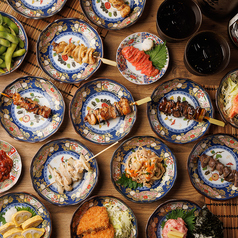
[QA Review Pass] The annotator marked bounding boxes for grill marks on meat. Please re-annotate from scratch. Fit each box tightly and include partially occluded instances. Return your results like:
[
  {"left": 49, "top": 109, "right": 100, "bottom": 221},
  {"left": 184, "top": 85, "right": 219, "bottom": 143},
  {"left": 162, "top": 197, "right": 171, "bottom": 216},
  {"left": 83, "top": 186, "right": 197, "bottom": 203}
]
[
  {"left": 122, "top": 46, "right": 159, "bottom": 77},
  {"left": 84, "top": 97, "right": 132, "bottom": 125},
  {"left": 109, "top": 0, "right": 131, "bottom": 18},
  {"left": 159, "top": 97, "right": 206, "bottom": 122},
  {"left": 199, "top": 154, "right": 238, "bottom": 187},
  {"left": 12, "top": 93, "right": 51, "bottom": 118}
]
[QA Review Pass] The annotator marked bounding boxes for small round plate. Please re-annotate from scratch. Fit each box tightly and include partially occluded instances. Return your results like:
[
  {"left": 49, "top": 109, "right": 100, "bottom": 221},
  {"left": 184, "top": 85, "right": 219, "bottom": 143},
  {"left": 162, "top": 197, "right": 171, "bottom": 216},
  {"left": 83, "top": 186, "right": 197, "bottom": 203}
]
[
  {"left": 216, "top": 68, "right": 238, "bottom": 129},
  {"left": 80, "top": 0, "right": 146, "bottom": 30},
  {"left": 147, "top": 78, "right": 213, "bottom": 144},
  {"left": 30, "top": 138, "right": 99, "bottom": 206},
  {"left": 0, "top": 76, "right": 65, "bottom": 143},
  {"left": 0, "top": 192, "right": 52, "bottom": 238},
  {"left": 0, "top": 141, "right": 22, "bottom": 193},
  {"left": 6, "top": 0, "right": 67, "bottom": 19},
  {"left": 69, "top": 78, "right": 137, "bottom": 145},
  {"left": 187, "top": 134, "right": 238, "bottom": 201},
  {"left": 0, "top": 11, "right": 28, "bottom": 76},
  {"left": 37, "top": 18, "right": 103, "bottom": 84},
  {"left": 146, "top": 200, "right": 201, "bottom": 238},
  {"left": 116, "top": 32, "right": 169, "bottom": 85},
  {"left": 111, "top": 136, "right": 177, "bottom": 203},
  {"left": 70, "top": 195, "right": 138, "bottom": 238}
]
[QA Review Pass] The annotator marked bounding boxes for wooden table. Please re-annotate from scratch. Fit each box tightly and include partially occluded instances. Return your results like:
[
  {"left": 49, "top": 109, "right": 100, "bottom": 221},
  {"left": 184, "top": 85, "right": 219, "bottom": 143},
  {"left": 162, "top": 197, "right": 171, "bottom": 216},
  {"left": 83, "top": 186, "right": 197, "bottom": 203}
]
[{"left": 1, "top": 1, "right": 238, "bottom": 237}]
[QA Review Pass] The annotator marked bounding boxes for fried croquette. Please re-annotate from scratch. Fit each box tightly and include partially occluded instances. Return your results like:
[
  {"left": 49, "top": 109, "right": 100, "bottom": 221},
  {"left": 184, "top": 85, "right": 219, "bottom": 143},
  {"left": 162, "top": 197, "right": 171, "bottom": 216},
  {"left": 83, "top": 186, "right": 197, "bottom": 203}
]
[
  {"left": 83, "top": 223, "right": 115, "bottom": 238},
  {"left": 77, "top": 206, "right": 110, "bottom": 235}
]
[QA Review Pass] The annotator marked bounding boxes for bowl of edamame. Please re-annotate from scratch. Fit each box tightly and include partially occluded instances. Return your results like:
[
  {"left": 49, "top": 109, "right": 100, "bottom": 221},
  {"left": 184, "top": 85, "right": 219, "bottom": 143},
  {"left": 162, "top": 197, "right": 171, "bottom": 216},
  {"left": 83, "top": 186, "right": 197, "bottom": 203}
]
[{"left": 0, "top": 11, "right": 28, "bottom": 76}]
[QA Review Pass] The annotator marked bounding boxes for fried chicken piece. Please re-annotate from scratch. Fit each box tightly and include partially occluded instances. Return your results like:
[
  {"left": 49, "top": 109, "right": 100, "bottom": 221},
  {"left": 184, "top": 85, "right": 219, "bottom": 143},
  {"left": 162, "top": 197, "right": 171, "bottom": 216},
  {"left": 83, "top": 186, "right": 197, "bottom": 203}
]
[
  {"left": 76, "top": 206, "right": 109, "bottom": 236},
  {"left": 83, "top": 223, "right": 115, "bottom": 238}
]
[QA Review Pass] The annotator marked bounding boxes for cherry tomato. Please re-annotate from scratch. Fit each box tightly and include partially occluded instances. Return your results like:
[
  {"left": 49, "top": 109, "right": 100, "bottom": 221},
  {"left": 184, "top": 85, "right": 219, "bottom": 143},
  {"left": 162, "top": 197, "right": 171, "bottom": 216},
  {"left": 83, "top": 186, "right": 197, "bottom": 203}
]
[
  {"left": 105, "top": 2, "right": 111, "bottom": 9},
  {"left": 62, "top": 55, "right": 68, "bottom": 61}
]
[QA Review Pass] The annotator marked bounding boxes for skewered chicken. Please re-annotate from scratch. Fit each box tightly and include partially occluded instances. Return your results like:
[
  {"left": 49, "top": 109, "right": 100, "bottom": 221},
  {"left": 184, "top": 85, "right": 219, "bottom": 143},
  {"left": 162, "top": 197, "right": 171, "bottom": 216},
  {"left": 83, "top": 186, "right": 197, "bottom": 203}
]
[
  {"left": 48, "top": 155, "right": 91, "bottom": 194},
  {"left": 199, "top": 154, "right": 238, "bottom": 187},
  {"left": 159, "top": 96, "right": 207, "bottom": 122},
  {"left": 84, "top": 97, "right": 132, "bottom": 125},
  {"left": 12, "top": 93, "right": 51, "bottom": 118},
  {"left": 109, "top": 0, "right": 131, "bottom": 18}
]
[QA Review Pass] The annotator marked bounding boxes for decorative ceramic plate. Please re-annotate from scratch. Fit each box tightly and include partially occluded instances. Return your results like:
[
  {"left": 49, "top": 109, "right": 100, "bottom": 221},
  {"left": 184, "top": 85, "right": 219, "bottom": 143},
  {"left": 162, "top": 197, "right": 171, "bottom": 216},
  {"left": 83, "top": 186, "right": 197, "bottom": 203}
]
[
  {"left": 0, "top": 76, "right": 65, "bottom": 143},
  {"left": 0, "top": 11, "right": 28, "bottom": 76},
  {"left": 6, "top": 0, "right": 67, "bottom": 19},
  {"left": 216, "top": 68, "right": 238, "bottom": 129},
  {"left": 188, "top": 134, "right": 238, "bottom": 201},
  {"left": 70, "top": 78, "right": 137, "bottom": 145},
  {"left": 70, "top": 195, "right": 138, "bottom": 238},
  {"left": 116, "top": 32, "right": 169, "bottom": 85},
  {"left": 0, "top": 192, "right": 52, "bottom": 238},
  {"left": 37, "top": 18, "right": 103, "bottom": 84},
  {"left": 30, "top": 138, "right": 98, "bottom": 206},
  {"left": 0, "top": 141, "right": 22, "bottom": 193},
  {"left": 147, "top": 78, "right": 213, "bottom": 144},
  {"left": 146, "top": 200, "right": 201, "bottom": 238},
  {"left": 111, "top": 136, "right": 177, "bottom": 203},
  {"left": 80, "top": 0, "right": 146, "bottom": 30}
]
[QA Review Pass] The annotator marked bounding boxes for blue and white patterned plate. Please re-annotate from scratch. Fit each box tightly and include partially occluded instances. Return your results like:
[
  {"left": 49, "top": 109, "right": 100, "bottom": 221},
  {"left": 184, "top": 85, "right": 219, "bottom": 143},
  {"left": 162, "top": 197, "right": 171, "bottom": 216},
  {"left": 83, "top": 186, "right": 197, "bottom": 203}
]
[
  {"left": 69, "top": 78, "right": 137, "bottom": 145},
  {"left": 0, "top": 76, "right": 65, "bottom": 143},
  {"left": 80, "top": 0, "right": 146, "bottom": 30},
  {"left": 116, "top": 32, "right": 169, "bottom": 85},
  {"left": 111, "top": 136, "right": 177, "bottom": 203},
  {"left": 0, "top": 11, "right": 28, "bottom": 76},
  {"left": 146, "top": 200, "right": 201, "bottom": 238},
  {"left": 188, "top": 134, "right": 238, "bottom": 201},
  {"left": 37, "top": 18, "right": 103, "bottom": 84},
  {"left": 70, "top": 195, "right": 138, "bottom": 238},
  {"left": 147, "top": 78, "right": 213, "bottom": 144},
  {"left": 0, "top": 192, "right": 52, "bottom": 238},
  {"left": 6, "top": 0, "right": 67, "bottom": 19},
  {"left": 30, "top": 138, "right": 99, "bottom": 206}
]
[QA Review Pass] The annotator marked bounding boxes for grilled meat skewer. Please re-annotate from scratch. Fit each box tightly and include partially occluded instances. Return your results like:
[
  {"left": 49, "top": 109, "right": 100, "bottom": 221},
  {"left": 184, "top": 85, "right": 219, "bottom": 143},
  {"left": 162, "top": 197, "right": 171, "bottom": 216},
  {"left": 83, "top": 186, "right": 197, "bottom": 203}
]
[
  {"left": 159, "top": 96, "right": 206, "bottom": 122},
  {"left": 199, "top": 154, "right": 238, "bottom": 187},
  {"left": 84, "top": 97, "right": 132, "bottom": 125},
  {"left": 12, "top": 93, "right": 51, "bottom": 118}
]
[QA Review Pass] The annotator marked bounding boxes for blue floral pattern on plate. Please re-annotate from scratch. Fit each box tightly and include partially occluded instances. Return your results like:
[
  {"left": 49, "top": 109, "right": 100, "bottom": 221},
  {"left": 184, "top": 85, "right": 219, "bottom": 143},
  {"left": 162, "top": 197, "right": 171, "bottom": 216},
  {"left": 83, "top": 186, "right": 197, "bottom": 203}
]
[
  {"left": 116, "top": 32, "right": 169, "bottom": 85},
  {"left": 0, "top": 76, "right": 65, "bottom": 143},
  {"left": 70, "top": 195, "right": 138, "bottom": 238},
  {"left": 30, "top": 138, "right": 98, "bottom": 206},
  {"left": 69, "top": 78, "right": 137, "bottom": 145},
  {"left": 0, "top": 192, "right": 52, "bottom": 238},
  {"left": 147, "top": 78, "right": 213, "bottom": 144},
  {"left": 37, "top": 18, "right": 103, "bottom": 84},
  {"left": 188, "top": 134, "right": 238, "bottom": 201},
  {"left": 80, "top": 0, "right": 146, "bottom": 30},
  {"left": 146, "top": 200, "right": 201, "bottom": 238},
  {"left": 6, "top": 0, "right": 66, "bottom": 19},
  {"left": 111, "top": 136, "right": 177, "bottom": 203}
]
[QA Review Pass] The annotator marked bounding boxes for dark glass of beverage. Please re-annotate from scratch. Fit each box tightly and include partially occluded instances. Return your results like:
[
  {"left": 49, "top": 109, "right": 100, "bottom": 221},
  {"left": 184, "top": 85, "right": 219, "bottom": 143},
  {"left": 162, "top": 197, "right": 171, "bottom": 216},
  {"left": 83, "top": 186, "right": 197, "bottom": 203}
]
[
  {"left": 156, "top": 0, "right": 202, "bottom": 42},
  {"left": 184, "top": 31, "right": 230, "bottom": 76}
]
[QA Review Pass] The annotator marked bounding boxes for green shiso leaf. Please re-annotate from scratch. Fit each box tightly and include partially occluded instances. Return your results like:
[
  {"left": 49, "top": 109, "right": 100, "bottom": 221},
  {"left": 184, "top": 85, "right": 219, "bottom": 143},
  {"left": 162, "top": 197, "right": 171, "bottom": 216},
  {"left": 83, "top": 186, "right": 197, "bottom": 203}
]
[
  {"left": 145, "top": 42, "right": 168, "bottom": 70},
  {"left": 116, "top": 172, "right": 143, "bottom": 189},
  {"left": 16, "top": 207, "right": 37, "bottom": 216}
]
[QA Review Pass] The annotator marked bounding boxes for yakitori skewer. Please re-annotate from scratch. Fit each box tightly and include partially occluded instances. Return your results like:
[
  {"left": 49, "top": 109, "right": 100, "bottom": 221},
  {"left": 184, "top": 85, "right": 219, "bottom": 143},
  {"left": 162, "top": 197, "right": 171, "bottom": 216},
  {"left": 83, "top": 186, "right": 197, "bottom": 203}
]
[
  {"left": 159, "top": 96, "right": 225, "bottom": 127},
  {"left": 1, "top": 92, "right": 51, "bottom": 118}
]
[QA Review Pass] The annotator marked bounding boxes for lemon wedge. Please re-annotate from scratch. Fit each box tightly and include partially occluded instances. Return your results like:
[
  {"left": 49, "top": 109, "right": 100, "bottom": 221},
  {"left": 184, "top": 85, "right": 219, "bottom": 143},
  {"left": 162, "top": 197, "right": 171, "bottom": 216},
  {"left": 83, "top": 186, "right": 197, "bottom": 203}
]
[
  {"left": 0, "top": 222, "right": 16, "bottom": 235},
  {"left": 11, "top": 211, "right": 32, "bottom": 227},
  {"left": 3, "top": 227, "right": 23, "bottom": 238},
  {"left": 21, "top": 216, "right": 43, "bottom": 230},
  {"left": 21, "top": 228, "right": 45, "bottom": 238}
]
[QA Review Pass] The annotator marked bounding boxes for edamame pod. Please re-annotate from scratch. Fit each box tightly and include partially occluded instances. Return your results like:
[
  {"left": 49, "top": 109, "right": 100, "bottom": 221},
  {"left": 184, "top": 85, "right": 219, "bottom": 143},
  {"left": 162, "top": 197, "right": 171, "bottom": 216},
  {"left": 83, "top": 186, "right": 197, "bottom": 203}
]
[
  {"left": 0, "top": 38, "right": 10, "bottom": 47},
  {"left": 5, "top": 42, "right": 17, "bottom": 71},
  {"left": 0, "top": 31, "right": 19, "bottom": 43},
  {"left": 0, "top": 68, "right": 5, "bottom": 74},
  {"left": 18, "top": 38, "right": 24, "bottom": 48},
  {"left": 12, "top": 49, "right": 26, "bottom": 57},
  {"left": 0, "top": 58, "right": 3, "bottom": 64},
  {"left": 0, "top": 45, "right": 7, "bottom": 54},
  {"left": 0, "top": 14, "right": 3, "bottom": 25},
  {"left": 2, "top": 15, "right": 19, "bottom": 35},
  {"left": 0, "top": 61, "right": 6, "bottom": 68},
  {"left": 0, "top": 25, "right": 10, "bottom": 33}
]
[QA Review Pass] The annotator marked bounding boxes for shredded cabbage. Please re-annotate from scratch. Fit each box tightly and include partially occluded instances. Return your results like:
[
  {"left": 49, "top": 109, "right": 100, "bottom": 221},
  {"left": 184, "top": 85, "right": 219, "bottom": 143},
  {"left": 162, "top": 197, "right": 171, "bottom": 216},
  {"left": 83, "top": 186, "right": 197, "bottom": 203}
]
[
  {"left": 104, "top": 203, "right": 133, "bottom": 238},
  {"left": 221, "top": 75, "right": 238, "bottom": 114}
]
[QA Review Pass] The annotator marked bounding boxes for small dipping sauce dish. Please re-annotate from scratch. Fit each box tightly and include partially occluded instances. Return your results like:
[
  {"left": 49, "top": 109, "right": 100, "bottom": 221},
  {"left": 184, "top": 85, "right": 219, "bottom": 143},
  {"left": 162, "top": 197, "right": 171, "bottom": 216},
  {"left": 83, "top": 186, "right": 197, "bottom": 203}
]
[
  {"left": 156, "top": 0, "right": 202, "bottom": 42},
  {"left": 184, "top": 31, "right": 230, "bottom": 76}
]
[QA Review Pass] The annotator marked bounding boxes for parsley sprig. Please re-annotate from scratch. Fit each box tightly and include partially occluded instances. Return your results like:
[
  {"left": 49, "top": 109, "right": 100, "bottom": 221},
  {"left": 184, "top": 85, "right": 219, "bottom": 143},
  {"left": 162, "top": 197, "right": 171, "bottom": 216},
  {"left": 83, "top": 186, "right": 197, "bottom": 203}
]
[{"left": 116, "top": 172, "right": 143, "bottom": 190}]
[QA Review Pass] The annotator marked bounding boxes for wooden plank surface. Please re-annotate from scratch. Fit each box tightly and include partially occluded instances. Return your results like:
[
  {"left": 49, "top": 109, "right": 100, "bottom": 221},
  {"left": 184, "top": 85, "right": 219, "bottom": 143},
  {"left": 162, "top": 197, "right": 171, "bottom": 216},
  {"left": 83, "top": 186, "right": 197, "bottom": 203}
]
[{"left": 1, "top": 1, "right": 238, "bottom": 238}]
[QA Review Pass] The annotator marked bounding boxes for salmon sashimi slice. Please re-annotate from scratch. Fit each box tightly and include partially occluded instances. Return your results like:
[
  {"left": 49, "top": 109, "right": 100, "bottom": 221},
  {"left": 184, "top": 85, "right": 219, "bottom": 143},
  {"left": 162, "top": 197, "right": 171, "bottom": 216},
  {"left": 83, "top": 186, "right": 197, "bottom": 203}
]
[{"left": 229, "top": 94, "right": 238, "bottom": 118}]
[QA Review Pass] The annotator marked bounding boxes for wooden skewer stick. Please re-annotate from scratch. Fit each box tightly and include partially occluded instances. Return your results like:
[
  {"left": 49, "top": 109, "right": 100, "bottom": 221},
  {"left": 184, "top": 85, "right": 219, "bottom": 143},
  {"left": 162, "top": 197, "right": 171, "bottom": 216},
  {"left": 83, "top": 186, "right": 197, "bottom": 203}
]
[
  {"left": 99, "top": 57, "right": 117, "bottom": 67},
  {"left": 0, "top": 92, "right": 11, "bottom": 98},
  {"left": 204, "top": 116, "right": 225, "bottom": 127},
  {"left": 130, "top": 96, "right": 151, "bottom": 106}
]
